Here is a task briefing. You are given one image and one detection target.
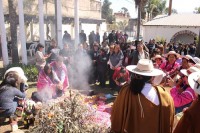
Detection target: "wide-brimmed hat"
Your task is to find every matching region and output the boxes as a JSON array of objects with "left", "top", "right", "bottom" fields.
[
  {"left": 152, "top": 55, "right": 163, "bottom": 61},
  {"left": 165, "top": 51, "right": 180, "bottom": 58},
  {"left": 180, "top": 66, "right": 200, "bottom": 76},
  {"left": 4, "top": 67, "right": 28, "bottom": 82},
  {"left": 126, "top": 59, "right": 164, "bottom": 76},
  {"left": 181, "top": 55, "right": 196, "bottom": 64},
  {"left": 193, "top": 57, "right": 200, "bottom": 64},
  {"left": 188, "top": 72, "right": 200, "bottom": 95}
]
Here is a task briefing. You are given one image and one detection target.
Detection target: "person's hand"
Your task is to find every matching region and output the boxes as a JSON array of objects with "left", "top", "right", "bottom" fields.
[
  {"left": 57, "top": 83, "right": 63, "bottom": 90},
  {"left": 168, "top": 78, "right": 175, "bottom": 87},
  {"left": 48, "top": 53, "right": 52, "bottom": 57},
  {"left": 120, "top": 82, "right": 126, "bottom": 86},
  {"left": 115, "top": 80, "right": 120, "bottom": 86}
]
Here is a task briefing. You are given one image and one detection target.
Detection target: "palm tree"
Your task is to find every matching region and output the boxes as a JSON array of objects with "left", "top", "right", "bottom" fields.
[
  {"left": 133, "top": 0, "right": 148, "bottom": 41},
  {"left": 117, "top": 20, "right": 128, "bottom": 31},
  {"left": 146, "top": 0, "right": 166, "bottom": 21},
  {"left": 168, "top": 0, "right": 172, "bottom": 15}
]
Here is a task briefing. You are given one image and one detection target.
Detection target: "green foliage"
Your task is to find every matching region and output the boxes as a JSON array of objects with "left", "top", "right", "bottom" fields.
[
  {"left": 165, "top": 7, "right": 178, "bottom": 14},
  {"left": 155, "top": 36, "right": 166, "bottom": 44},
  {"left": 194, "top": 7, "right": 200, "bottom": 14},
  {"left": 196, "top": 35, "right": 199, "bottom": 44},
  {"left": 117, "top": 20, "right": 128, "bottom": 31},
  {"left": 145, "top": 0, "right": 167, "bottom": 20},
  {"left": 101, "top": 0, "right": 115, "bottom": 24},
  {"left": 5, "top": 63, "right": 38, "bottom": 82}
]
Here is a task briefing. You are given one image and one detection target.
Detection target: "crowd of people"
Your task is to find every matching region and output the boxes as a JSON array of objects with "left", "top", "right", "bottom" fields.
[{"left": 0, "top": 29, "right": 200, "bottom": 133}]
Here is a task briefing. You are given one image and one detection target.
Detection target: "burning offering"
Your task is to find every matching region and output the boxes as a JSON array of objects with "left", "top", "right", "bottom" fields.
[{"left": 29, "top": 90, "right": 111, "bottom": 133}]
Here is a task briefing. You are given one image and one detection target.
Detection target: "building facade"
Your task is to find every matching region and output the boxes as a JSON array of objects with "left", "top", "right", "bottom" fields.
[{"left": 143, "top": 14, "right": 200, "bottom": 44}]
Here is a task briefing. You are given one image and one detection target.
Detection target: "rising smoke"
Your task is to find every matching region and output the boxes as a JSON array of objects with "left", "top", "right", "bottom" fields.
[{"left": 69, "top": 46, "right": 92, "bottom": 92}]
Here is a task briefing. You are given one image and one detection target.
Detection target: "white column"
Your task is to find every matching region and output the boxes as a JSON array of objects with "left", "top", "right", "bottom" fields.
[
  {"left": 0, "top": 0, "right": 9, "bottom": 67},
  {"left": 18, "top": 0, "right": 27, "bottom": 64},
  {"left": 74, "top": 0, "right": 79, "bottom": 49},
  {"left": 30, "top": 21, "right": 34, "bottom": 41},
  {"left": 56, "top": 0, "right": 63, "bottom": 49},
  {"left": 38, "top": 0, "right": 45, "bottom": 51}
]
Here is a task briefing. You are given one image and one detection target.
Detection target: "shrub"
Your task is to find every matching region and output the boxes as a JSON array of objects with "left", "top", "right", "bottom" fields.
[{"left": 5, "top": 63, "right": 38, "bottom": 82}]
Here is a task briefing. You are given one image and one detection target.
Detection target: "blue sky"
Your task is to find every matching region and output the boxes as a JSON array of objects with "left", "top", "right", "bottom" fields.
[{"left": 106, "top": 0, "right": 200, "bottom": 18}]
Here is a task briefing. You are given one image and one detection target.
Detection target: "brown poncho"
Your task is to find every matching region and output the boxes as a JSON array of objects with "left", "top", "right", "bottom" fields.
[{"left": 111, "top": 84, "right": 174, "bottom": 133}]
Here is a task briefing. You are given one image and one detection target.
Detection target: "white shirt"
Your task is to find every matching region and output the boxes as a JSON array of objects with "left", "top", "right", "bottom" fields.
[{"left": 141, "top": 83, "right": 160, "bottom": 105}]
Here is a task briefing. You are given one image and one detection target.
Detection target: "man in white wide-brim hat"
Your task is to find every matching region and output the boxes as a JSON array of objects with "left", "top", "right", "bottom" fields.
[
  {"left": 111, "top": 59, "right": 174, "bottom": 133},
  {"left": 174, "top": 71, "right": 200, "bottom": 133}
]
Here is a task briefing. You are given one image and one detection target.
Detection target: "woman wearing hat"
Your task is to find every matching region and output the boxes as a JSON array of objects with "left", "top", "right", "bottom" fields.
[
  {"left": 111, "top": 59, "right": 174, "bottom": 133},
  {"left": 160, "top": 51, "right": 180, "bottom": 78},
  {"left": 152, "top": 54, "right": 164, "bottom": 69},
  {"left": 170, "top": 67, "right": 198, "bottom": 114},
  {"left": 173, "top": 71, "right": 200, "bottom": 133}
]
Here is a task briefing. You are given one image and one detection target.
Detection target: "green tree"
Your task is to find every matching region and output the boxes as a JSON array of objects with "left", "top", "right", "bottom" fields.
[
  {"left": 133, "top": 0, "right": 148, "bottom": 40},
  {"left": 194, "top": 7, "right": 200, "bottom": 13},
  {"left": 145, "top": 0, "right": 166, "bottom": 21},
  {"left": 101, "top": 0, "right": 115, "bottom": 23},
  {"left": 165, "top": 7, "right": 178, "bottom": 14},
  {"left": 117, "top": 20, "right": 128, "bottom": 31}
]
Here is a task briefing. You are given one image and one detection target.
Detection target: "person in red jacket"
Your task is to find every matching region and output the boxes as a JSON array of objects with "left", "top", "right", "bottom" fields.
[{"left": 112, "top": 67, "right": 130, "bottom": 91}]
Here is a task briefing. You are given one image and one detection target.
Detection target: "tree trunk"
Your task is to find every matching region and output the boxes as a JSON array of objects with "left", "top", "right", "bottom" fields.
[
  {"left": 168, "top": 0, "right": 172, "bottom": 16},
  {"left": 196, "top": 30, "right": 200, "bottom": 57},
  {"left": 8, "top": 0, "right": 19, "bottom": 63},
  {"left": 137, "top": 2, "right": 141, "bottom": 41}
]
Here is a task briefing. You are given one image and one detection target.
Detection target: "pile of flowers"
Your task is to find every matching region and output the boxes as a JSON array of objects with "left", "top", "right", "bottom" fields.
[{"left": 29, "top": 90, "right": 111, "bottom": 133}]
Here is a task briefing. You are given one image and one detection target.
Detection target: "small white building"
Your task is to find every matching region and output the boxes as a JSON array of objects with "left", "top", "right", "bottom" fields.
[{"left": 143, "top": 14, "right": 200, "bottom": 44}]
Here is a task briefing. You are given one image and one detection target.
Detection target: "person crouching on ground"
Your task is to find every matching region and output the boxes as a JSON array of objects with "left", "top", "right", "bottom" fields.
[
  {"left": 111, "top": 59, "right": 174, "bottom": 133},
  {"left": 50, "top": 56, "right": 69, "bottom": 96},
  {"left": 0, "top": 67, "right": 28, "bottom": 130},
  {"left": 174, "top": 71, "right": 200, "bottom": 133},
  {"left": 37, "top": 64, "right": 64, "bottom": 99}
]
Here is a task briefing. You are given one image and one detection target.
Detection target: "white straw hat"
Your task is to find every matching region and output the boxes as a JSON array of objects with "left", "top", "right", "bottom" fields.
[
  {"left": 180, "top": 66, "right": 200, "bottom": 76},
  {"left": 188, "top": 72, "right": 200, "bottom": 95},
  {"left": 193, "top": 57, "right": 200, "bottom": 64},
  {"left": 126, "top": 59, "right": 164, "bottom": 76},
  {"left": 152, "top": 54, "right": 163, "bottom": 61},
  {"left": 4, "top": 67, "right": 28, "bottom": 82},
  {"left": 165, "top": 51, "right": 180, "bottom": 58}
]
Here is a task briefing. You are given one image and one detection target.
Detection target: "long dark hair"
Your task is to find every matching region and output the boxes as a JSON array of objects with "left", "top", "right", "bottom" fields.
[
  {"left": 130, "top": 74, "right": 152, "bottom": 95},
  {"left": 44, "top": 64, "right": 53, "bottom": 80}
]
